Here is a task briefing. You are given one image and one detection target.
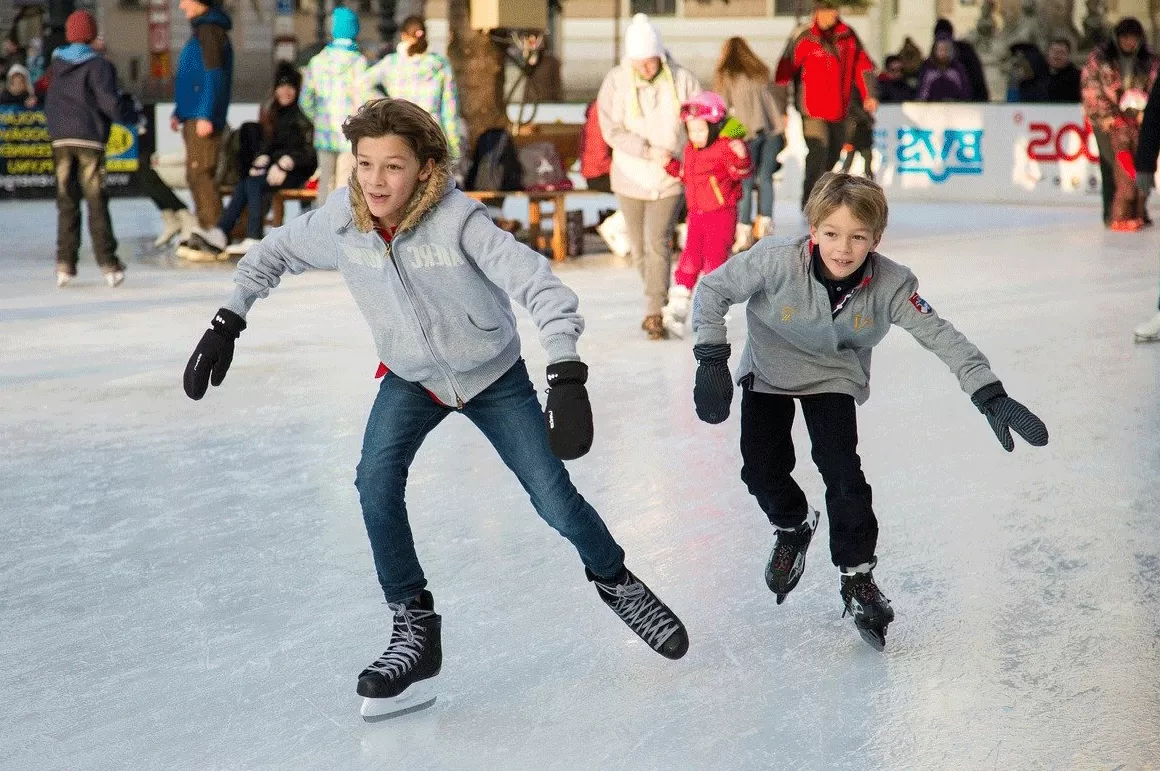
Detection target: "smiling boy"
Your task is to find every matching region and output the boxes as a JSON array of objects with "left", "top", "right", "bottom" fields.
[{"left": 689, "top": 172, "right": 1049, "bottom": 650}]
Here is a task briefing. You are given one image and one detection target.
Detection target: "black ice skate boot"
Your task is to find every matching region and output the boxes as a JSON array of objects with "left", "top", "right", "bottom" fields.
[
  {"left": 357, "top": 590, "right": 442, "bottom": 721},
  {"left": 840, "top": 562, "right": 895, "bottom": 652},
  {"left": 765, "top": 508, "right": 820, "bottom": 604},
  {"left": 588, "top": 567, "right": 689, "bottom": 660}
]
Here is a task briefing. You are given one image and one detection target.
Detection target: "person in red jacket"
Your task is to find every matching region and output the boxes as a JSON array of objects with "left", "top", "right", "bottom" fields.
[
  {"left": 774, "top": 0, "right": 877, "bottom": 208},
  {"left": 661, "top": 91, "right": 752, "bottom": 338},
  {"left": 579, "top": 100, "right": 612, "bottom": 192}
]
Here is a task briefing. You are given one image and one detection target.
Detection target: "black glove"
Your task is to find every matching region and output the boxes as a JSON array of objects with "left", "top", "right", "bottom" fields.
[
  {"left": 693, "top": 343, "right": 733, "bottom": 424},
  {"left": 544, "top": 361, "right": 593, "bottom": 460},
  {"left": 970, "top": 381, "right": 1049, "bottom": 452},
  {"left": 184, "top": 308, "right": 246, "bottom": 400}
]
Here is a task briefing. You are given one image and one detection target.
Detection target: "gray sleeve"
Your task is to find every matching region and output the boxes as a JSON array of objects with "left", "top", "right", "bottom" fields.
[
  {"left": 691, "top": 246, "right": 773, "bottom": 346},
  {"left": 596, "top": 70, "right": 648, "bottom": 158},
  {"left": 888, "top": 271, "right": 999, "bottom": 395},
  {"left": 222, "top": 206, "right": 340, "bottom": 318},
  {"left": 459, "top": 206, "right": 583, "bottom": 363}
]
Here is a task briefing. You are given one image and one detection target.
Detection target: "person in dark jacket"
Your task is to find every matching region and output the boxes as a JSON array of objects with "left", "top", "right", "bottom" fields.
[
  {"left": 178, "top": 62, "right": 317, "bottom": 261},
  {"left": 1045, "top": 39, "right": 1082, "bottom": 102},
  {"left": 932, "top": 19, "right": 989, "bottom": 102},
  {"left": 173, "top": 0, "right": 233, "bottom": 239},
  {"left": 44, "top": 11, "right": 124, "bottom": 288},
  {"left": 1006, "top": 43, "right": 1050, "bottom": 102},
  {"left": 916, "top": 37, "right": 971, "bottom": 101},
  {"left": 877, "top": 55, "right": 915, "bottom": 103},
  {"left": 1131, "top": 70, "right": 1160, "bottom": 339}
]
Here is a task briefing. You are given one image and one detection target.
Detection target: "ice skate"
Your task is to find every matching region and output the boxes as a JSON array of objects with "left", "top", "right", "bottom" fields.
[
  {"left": 225, "top": 237, "right": 261, "bottom": 257},
  {"left": 55, "top": 271, "right": 72, "bottom": 288},
  {"left": 732, "top": 221, "right": 754, "bottom": 253},
  {"left": 752, "top": 214, "right": 773, "bottom": 241},
  {"left": 357, "top": 590, "right": 441, "bottom": 721},
  {"left": 176, "top": 209, "right": 200, "bottom": 244},
  {"left": 104, "top": 270, "right": 125, "bottom": 288},
  {"left": 589, "top": 567, "right": 688, "bottom": 659},
  {"left": 840, "top": 563, "right": 894, "bottom": 652},
  {"left": 1133, "top": 311, "right": 1160, "bottom": 342},
  {"left": 176, "top": 229, "right": 229, "bottom": 263},
  {"left": 661, "top": 285, "right": 691, "bottom": 339},
  {"left": 153, "top": 209, "right": 182, "bottom": 247},
  {"left": 641, "top": 314, "right": 668, "bottom": 341},
  {"left": 765, "top": 508, "right": 820, "bottom": 604}
]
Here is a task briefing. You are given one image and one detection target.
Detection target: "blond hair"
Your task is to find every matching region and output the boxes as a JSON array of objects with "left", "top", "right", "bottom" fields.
[{"left": 804, "top": 172, "right": 889, "bottom": 238}]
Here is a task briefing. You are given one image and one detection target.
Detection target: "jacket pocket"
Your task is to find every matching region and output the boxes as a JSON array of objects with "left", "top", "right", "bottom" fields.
[{"left": 436, "top": 306, "right": 515, "bottom": 373}]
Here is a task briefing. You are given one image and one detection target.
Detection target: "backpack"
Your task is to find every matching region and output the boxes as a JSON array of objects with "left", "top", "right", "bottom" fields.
[
  {"left": 517, "top": 140, "right": 572, "bottom": 192},
  {"left": 465, "top": 127, "right": 522, "bottom": 191}
]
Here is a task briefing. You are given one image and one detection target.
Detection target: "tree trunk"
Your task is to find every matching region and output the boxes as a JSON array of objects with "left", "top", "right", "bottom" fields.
[{"left": 447, "top": 0, "right": 507, "bottom": 154}]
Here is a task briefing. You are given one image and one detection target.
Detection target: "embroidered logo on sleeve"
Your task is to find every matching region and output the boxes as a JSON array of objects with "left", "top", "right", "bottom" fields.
[
  {"left": 909, "top": 293, "right": 933, "bottom": 314},
  {"left": 781, "top": 305, "right": 795, "bottom": 322},
  {"left": 853, "top": 313, "right": 873, "bottom": 330}
]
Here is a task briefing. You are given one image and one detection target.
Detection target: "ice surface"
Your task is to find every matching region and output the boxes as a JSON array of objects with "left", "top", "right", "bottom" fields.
[{"left": 2, "top": 197, "right": 1159, "bottom": 770}]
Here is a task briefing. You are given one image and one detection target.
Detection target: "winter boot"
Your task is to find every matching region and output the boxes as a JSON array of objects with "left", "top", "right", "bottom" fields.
[
  {"left": 357, "top": 590, "right": 442, "bottom": 721},
  {"left": 153, "top": 210, "right": 182, "bottom": 247},
  {"left": 1133, "top": 311, "right": 1160, "bottom": 342},
  {"left": 840, "top": 561, "right": 895, "bottom": 652},
  {"left": 641, "top": 314, "right": 668, "bottom": 341},
  {"left": 765, "top": 508, "right": 820, "bottom": 604},
  {"left": 732, "top": 221, "right": 754, "bottom": 253},
  {"left": 661, "top": 285, "right": 692, "bottom": 338},
  {"left": 753, "top": 215, "right": 773, "bottom": 240},
  {"left": 589, "top": 567, "right": 689, "bottom": 660}
]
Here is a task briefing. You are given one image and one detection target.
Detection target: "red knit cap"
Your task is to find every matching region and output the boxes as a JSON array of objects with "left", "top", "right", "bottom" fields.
[{"left": 65, "top": 11, "right": 98, "bottom": 45}]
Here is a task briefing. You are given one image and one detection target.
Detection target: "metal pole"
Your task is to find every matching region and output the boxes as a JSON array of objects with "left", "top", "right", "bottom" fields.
[{"left": 612, "top": 0, "right": 619, "bottom": 67}]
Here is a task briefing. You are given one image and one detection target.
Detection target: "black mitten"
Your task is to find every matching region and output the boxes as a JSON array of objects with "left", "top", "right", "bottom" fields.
[
  {"left": 184, "top": 308, "right": 246, "bottom": 400},
  {"left": 544, "top": 361, "right": 593, "bottom": 460},
  {"left": 970, "top": 381, "right": 1049, "bottom": 452},
  {"left": 693, "top": 343, "right": 733, "bottom": 424}
]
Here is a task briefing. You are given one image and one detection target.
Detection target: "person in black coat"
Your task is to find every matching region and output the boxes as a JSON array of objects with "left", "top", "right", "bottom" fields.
[
  {"left": 1007, "top": 42, "right": 1050, "bottom": 102},
  {"left": 1045, "top": 38, "right": 1082, "bottom": 102},
  {"left": 1132, "top": 71, "right": 1160, "bottom": 340},
  {"left": 877, "top": 55, "right": 916, "bottom": 103},
  {"left": 178, "top": 61, "right": 317, "bottom": 260},
  {"left": 933, "top": 18, "right": 989, "bottom": 102}
]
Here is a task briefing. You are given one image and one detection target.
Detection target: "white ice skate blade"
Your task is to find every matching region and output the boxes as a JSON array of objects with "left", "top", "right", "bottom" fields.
[
  {"left": 1133, "top": 333, "right": 1159, "bottom": 343},
  {"left": 359, "top": 679, "right": 438, "bottom": 722}
]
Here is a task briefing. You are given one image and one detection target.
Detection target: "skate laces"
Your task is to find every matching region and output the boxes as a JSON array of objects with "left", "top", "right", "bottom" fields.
[
  {"left": 596, "top": 576, "right": 679, "bottom": 650},
  {"left": 364, "top": 601, "right": 435, "bottom": 679},
  {"left": 772, "top": 525, "right": 811, "bottom": 572},
  {"left": 845, "top": 574, "right": 887, "bottom": 606}
]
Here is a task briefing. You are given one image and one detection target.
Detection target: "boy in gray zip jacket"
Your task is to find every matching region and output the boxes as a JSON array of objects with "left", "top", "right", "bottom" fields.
[
  {"left": 181, "top": 99, "right": 689, "bottom": 720},
  {"left": 690, "top": 172, "right": 1048, "bottom": 651}
]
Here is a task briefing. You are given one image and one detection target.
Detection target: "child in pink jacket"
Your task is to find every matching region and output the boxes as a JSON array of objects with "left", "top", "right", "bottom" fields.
[{"left": 662, "top": 91, "right": 752, "bottom": 338}]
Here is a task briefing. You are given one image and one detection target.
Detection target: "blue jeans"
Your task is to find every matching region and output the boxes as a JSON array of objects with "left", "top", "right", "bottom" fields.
[
  {"left": 355, "top": 360, "right": 626, "bottom": 603},
  {"left": 739, "top": 132, "right": 785, "bottom": 224},
  {"left": 219, "top": 175, "right": 270, "bottom": 239}
]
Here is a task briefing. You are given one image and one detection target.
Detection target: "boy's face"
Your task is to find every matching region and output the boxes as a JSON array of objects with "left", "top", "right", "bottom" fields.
[
  {"left": 355, "top": 134, "right": 434, "bottom": 228},
  {"left": 686, "top": 118, "right": 709, "bottom": 148},
  {"left": 810, "top": 204, "right": 878, "bottom": 280}
]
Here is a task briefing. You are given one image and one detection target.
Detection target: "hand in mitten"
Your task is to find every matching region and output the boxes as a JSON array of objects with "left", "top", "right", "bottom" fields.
[
  {"left": 266, "top": 155, "right": 294, "bottom": 186},
  {"left": 970, "top": 382, "right": 1049, "bottom": 452},
  {"left": 184, "top": 308, "right": 246, "bottom": 400},
  {"left": 543, "top": 361, "right": 593, "bottom": 460},
  {"left": 693, "top": 343, "right": 733, "bottom": 424},
  {"left": 250, "top": 154, "right": 271, "bottom": 177}
]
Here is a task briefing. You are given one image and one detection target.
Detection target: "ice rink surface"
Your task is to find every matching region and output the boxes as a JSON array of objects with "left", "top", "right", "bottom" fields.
[{"left": 2, "top": 197, "right": 1159, "bottom": 770}]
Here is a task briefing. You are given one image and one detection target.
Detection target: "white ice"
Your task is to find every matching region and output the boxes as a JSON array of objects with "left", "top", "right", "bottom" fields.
[{"left": 2, "top": 197, "right": 1159, "bottom": 770}]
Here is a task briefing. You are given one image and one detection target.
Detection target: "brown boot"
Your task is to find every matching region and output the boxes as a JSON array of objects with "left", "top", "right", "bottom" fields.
[{"left": 641, "top": 314, "right": 668, "bottom": 340}]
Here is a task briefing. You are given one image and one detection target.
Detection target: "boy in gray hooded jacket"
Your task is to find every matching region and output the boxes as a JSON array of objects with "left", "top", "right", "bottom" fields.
[
  {"left": 691, "top": 172, "right": 1049, "bottom": 651},
  {"left": 182, "top": 99, "right": 688, "bottom": 720}
]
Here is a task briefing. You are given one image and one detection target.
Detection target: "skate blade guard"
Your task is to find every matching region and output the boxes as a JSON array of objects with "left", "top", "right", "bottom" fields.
[{"left": 360, "top": 677, "right": 438, "bottom": 722}]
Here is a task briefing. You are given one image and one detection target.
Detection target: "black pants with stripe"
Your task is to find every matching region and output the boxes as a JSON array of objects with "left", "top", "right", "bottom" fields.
[{"left": 739, "top": 388, "right": 877, "bottom": 569}]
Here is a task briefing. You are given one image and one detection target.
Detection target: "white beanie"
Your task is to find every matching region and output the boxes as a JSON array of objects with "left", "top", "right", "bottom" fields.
[{"left": 624, "top": 13, "right": 663, "bottom": 60}]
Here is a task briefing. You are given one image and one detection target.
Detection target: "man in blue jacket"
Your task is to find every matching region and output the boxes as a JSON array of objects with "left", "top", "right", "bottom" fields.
[
  {"left": 44, "top": 11, "right": 124, "bottom": 288},
  {"left": 173, "top": 0, "right": 233, "bottom": 238}
]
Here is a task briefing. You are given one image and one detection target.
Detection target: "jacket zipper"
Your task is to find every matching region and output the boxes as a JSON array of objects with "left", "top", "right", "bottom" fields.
[{"left": 386, "top": 236, "right": 466, "bottom": 408}]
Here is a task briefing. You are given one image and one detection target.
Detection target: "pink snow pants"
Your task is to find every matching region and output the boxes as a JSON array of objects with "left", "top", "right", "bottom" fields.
[{"left": 674, "top": 207, "right": 738, "bottom": 290}]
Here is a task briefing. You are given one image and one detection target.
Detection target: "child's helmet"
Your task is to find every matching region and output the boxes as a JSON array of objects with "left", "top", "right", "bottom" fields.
[{"left": 680, "top": 91, "right": 727, "bottom": 123}]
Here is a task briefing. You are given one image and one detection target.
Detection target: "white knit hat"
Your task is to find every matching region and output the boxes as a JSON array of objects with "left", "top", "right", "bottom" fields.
[{"left": 624, "top": 13, "right": 663, "bottom": 60}]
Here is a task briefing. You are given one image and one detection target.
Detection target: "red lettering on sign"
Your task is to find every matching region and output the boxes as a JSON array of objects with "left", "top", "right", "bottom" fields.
[{"left": 1026, "top": 122, "right": 1099, "bottom": 162}]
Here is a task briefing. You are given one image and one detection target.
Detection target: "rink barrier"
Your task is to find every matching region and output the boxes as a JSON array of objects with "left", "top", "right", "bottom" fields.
[{"left": 1, "top": 102, "right": 1113, "bottom": 206}]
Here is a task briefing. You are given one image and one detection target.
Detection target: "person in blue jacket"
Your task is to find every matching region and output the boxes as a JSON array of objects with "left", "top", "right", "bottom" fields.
[{"left": 173, "top": 0, "right": 233, "bottom": 237}]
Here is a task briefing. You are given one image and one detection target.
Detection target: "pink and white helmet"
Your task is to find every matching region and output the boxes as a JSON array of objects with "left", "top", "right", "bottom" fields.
[{"left": 680, "top": 91, "right": 727, "bottom": 123}]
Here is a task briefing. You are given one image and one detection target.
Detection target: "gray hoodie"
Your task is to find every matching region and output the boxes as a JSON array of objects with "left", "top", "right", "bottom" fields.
[
  {"left": 692, "top": 235, "right": 999, "bottom": 404},
  {"left": 223, "top": 164, "right": 582, "bottom": 407}
]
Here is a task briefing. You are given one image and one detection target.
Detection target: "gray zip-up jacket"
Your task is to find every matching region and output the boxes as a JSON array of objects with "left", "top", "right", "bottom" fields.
[
  {"left": 222, "top": 164, "right": 582, "bottom": 407},
  {"left": 692, "top": 235, "right": 999, "bottom": 404}
]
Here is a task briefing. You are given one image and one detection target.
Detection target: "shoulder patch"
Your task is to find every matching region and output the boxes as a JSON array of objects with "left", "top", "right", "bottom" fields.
[{"left": 909, "top": 293, "right": 933, "bottom": 314}]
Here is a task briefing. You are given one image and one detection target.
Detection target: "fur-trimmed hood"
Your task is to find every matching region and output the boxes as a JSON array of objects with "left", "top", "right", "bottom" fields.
[{"left": 346, "top": 162, "right": 453, "bottom": 234}]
